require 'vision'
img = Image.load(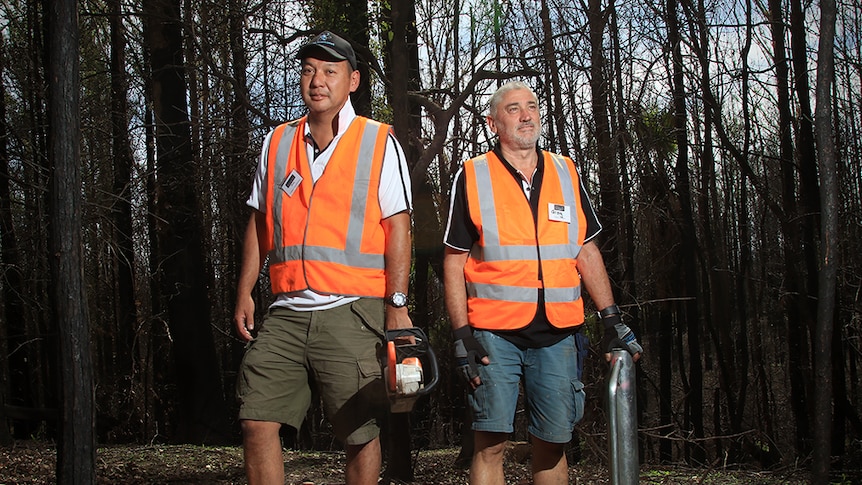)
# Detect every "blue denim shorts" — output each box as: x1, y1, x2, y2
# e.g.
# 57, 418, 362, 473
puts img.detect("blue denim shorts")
468, 330, 585, 443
